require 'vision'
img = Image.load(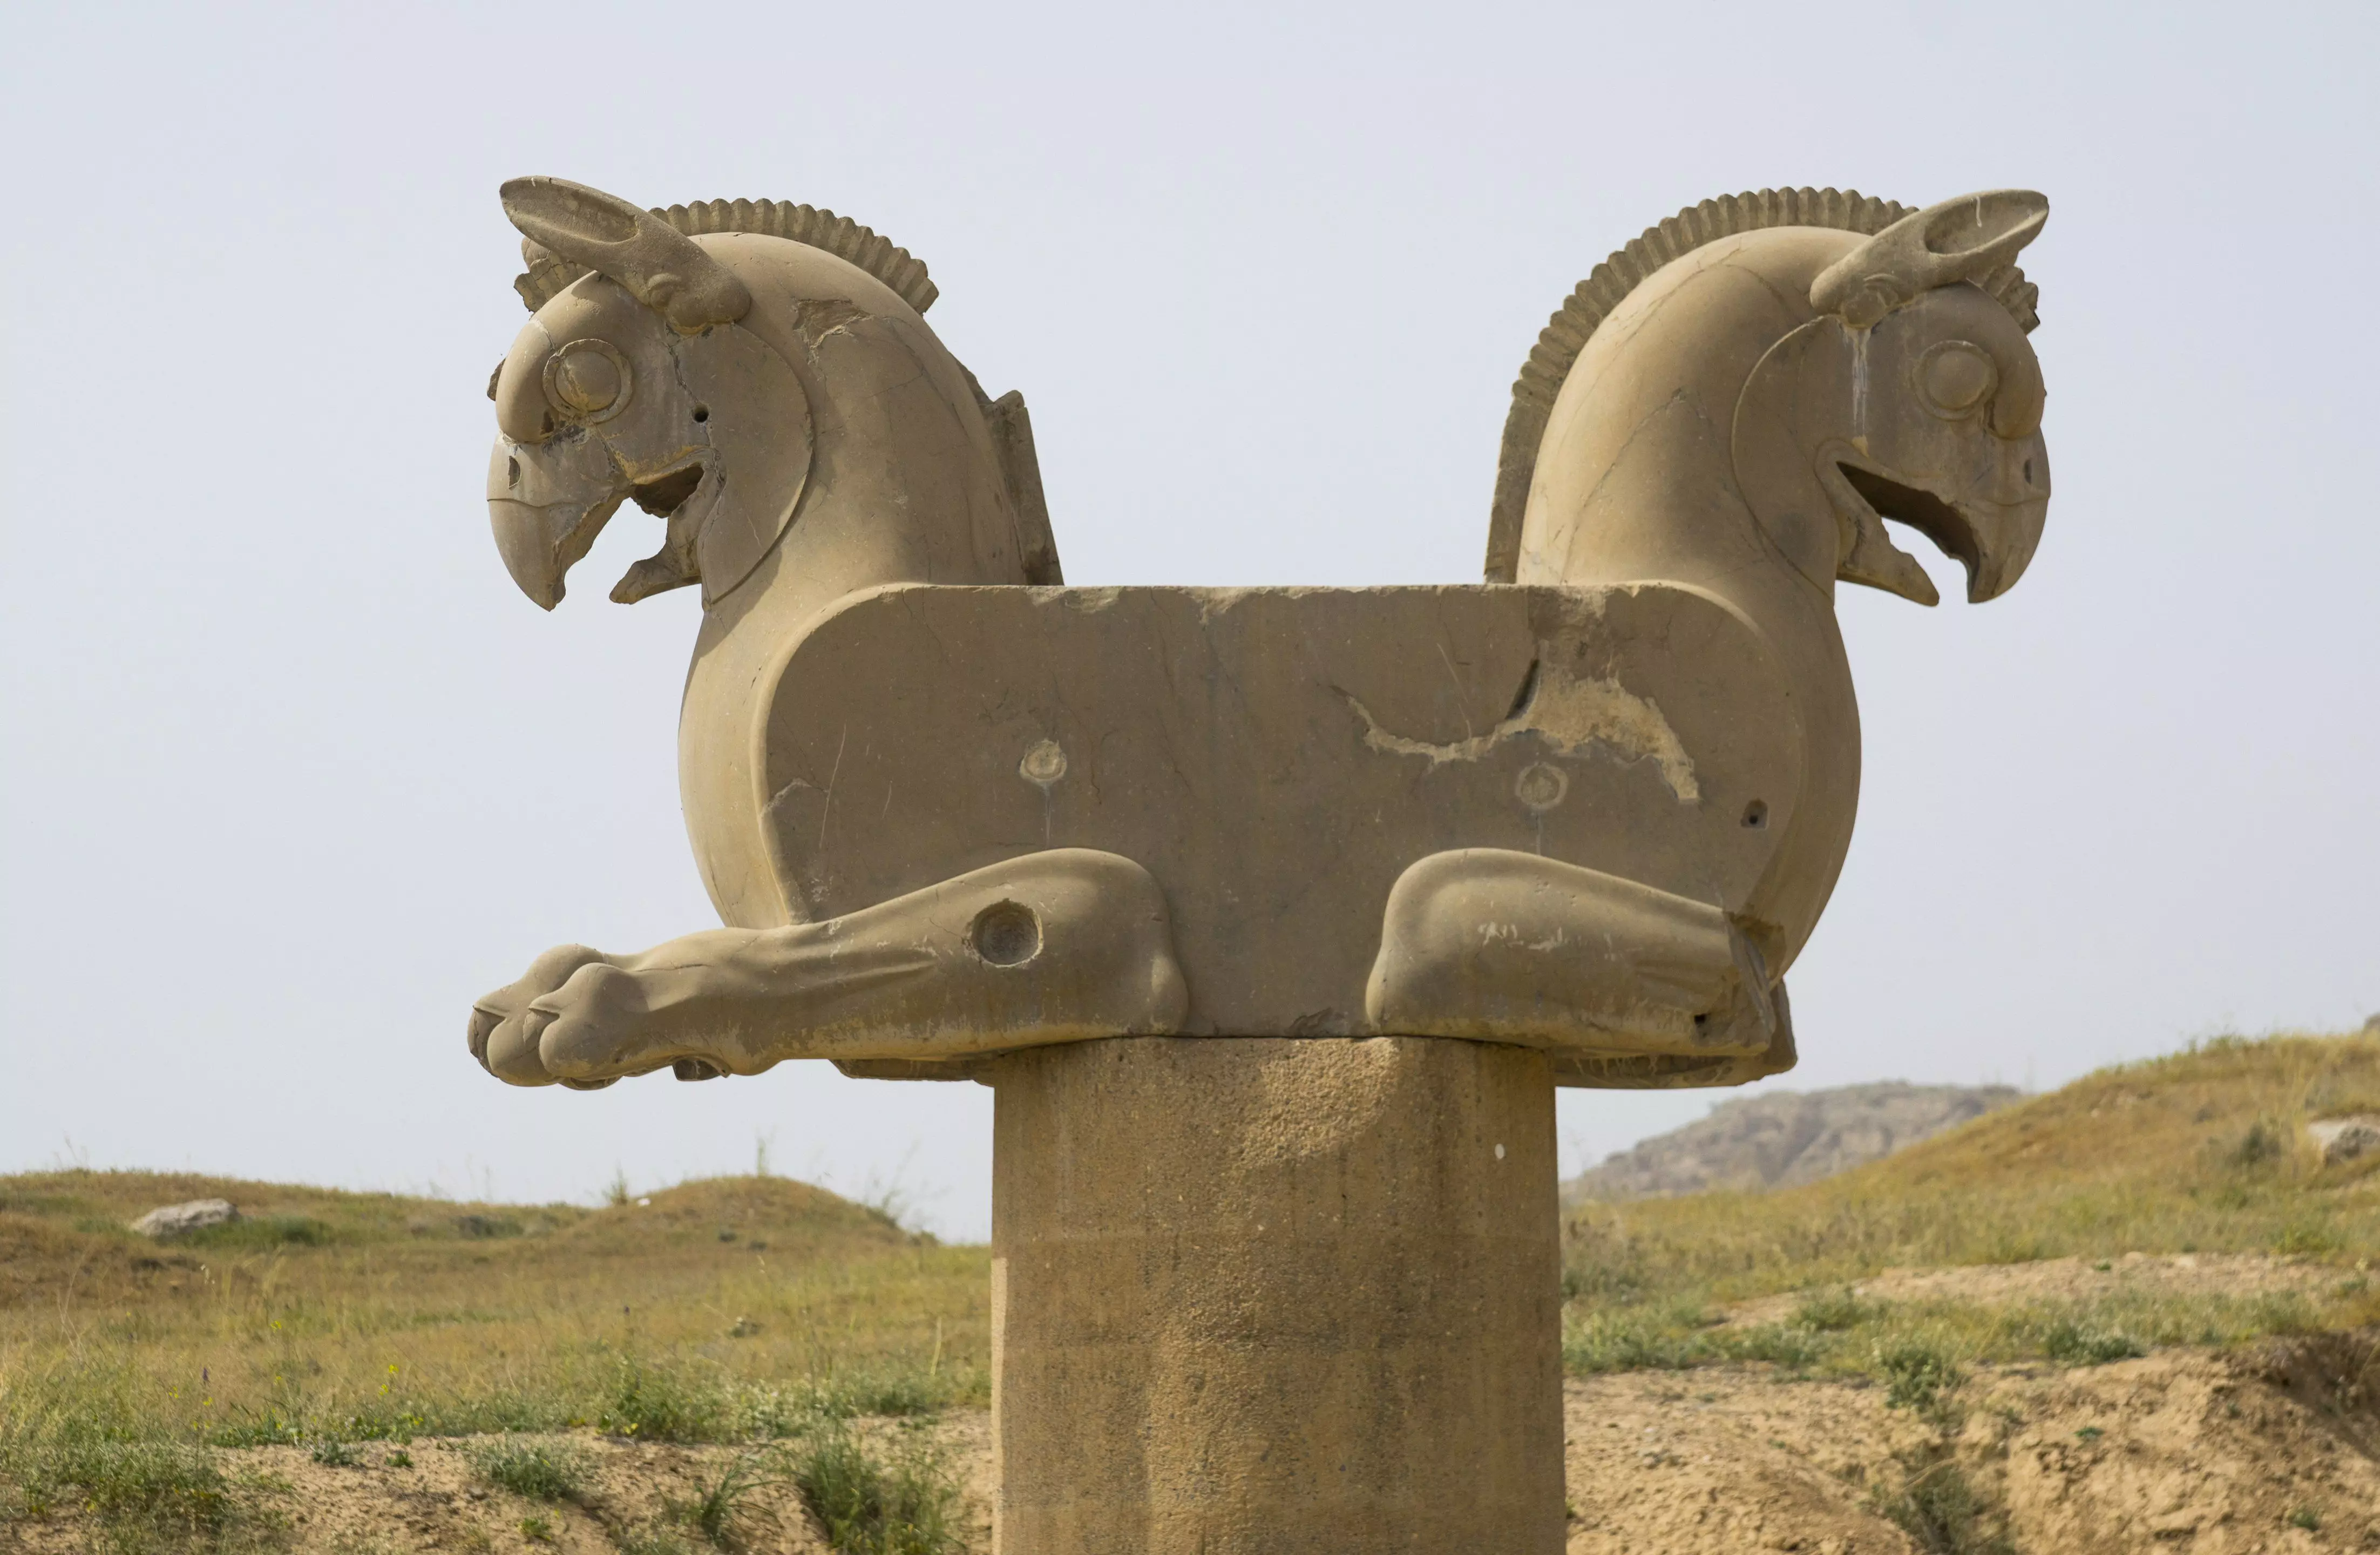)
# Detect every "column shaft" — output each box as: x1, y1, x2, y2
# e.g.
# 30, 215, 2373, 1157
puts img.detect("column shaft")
990, 1035, 1563, 1555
